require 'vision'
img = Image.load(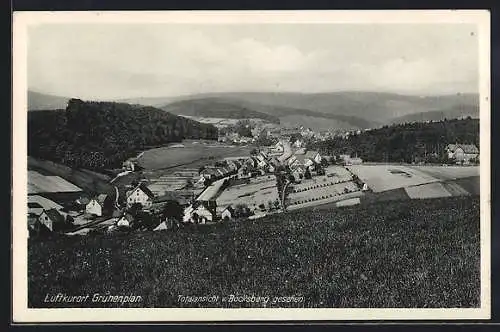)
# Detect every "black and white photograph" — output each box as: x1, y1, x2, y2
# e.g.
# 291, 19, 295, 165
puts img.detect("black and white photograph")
12, 10, 490, 322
